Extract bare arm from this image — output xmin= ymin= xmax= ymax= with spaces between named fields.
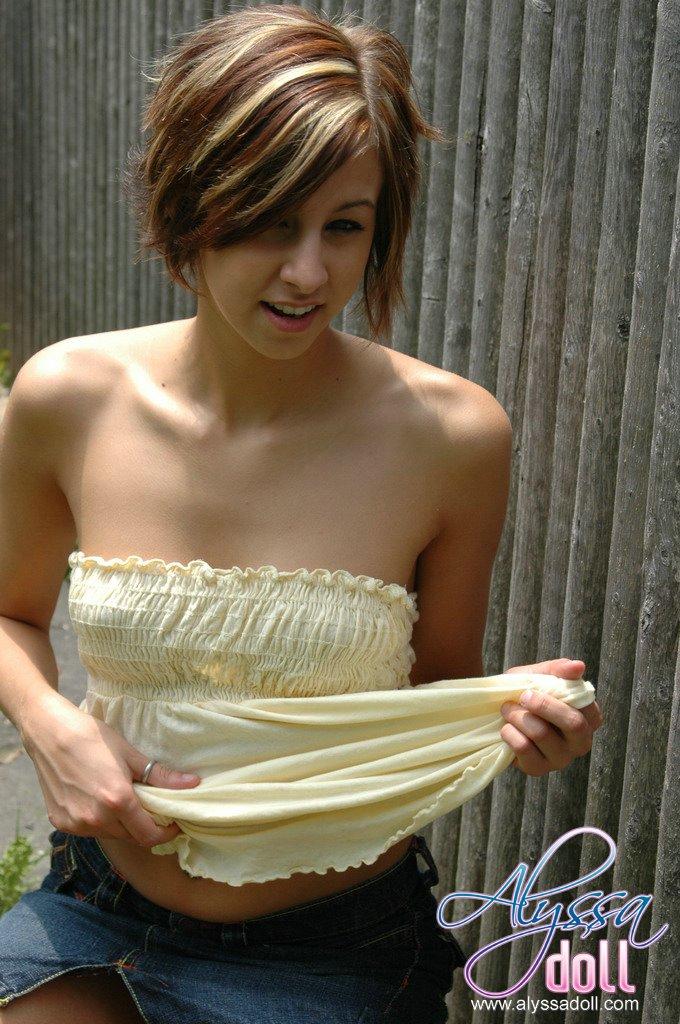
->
xmin=409 ymin=378 xmax=512 ymax=685
xmin=0 ymin=616 xmax=70 ymax=748
xmin=0 ymin=343 xmax=80 ymax=742
xmin=0 ymin=341 xmax=199 ymax=846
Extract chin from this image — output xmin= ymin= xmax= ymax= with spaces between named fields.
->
xmin=253 ymin=325 xmax=330 ymax=358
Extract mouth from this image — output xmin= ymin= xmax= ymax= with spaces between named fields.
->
xmin=260 ymin=301 xmax=323 ymax=332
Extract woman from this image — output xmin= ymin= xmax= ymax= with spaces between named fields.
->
xmin=0 ymin=5 xmax=601 ymax=1022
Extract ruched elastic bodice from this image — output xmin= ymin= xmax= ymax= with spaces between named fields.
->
xmin=66 ymin=551 xmax=596 ymax=886
xmin=67 ymin=551 xmax=420 ymax=702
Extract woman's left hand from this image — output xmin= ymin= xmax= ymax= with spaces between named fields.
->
xmin=500 ymin=658 xmax=603 ymax=776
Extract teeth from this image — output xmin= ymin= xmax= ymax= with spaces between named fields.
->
xmin=269 ymin=303 xmax=316 ymax=316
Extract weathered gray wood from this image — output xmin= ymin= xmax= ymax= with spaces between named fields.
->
xmin=416 ymin=0 xmax=465 ymax=368
xmin=363 ymin=0 xmax=391 ymax=27
xmin=385 ymin=0 xmax=439 ymax=356
xmin=484 ymin=0 xmax=556 ymax=768
xmin=82 ymin=0 xmax=96 ymax=333
xmin=104 ymin=0 xmax=121 ymax=333
xmin=641 ymin=639 xmax=680 ymax=1024
xmin=566 ymin=7 xmax=680 ymax=1024
xmin=30 ymin=0 xmax=43 ymax=353
xmin=53 ymin=1 xmax=68 ymax=340
xmin=21 ymin=2 xmax=35 ymax=362
xmin=66 ymin=0 xmax=84 ymax=339
xmin=473 ymin=1 xmax=589 ymax=1016
xmin=126 ymin=0 xmax=144 ymax=329
xmin=0 ymin=2 xmax=16 ymax=366
xmin=320 ymin=0 xmax=344 ymax=23
xmin=37 ymin=0 xmax=58 ymax=348
xmin=497 ymin=2 xmax=620 ymax=1021
xmin=441 ymin=0 xmax=492 ymax=375
xmin=524 ymin=0 xmax=660 ymax=1019
xmin=388 ymin=0 xmax=413 ymax=59
xmin=592 ymin=17 xmax=680 ymax=1022
xmin=139 ymin=0 xmax=157 ymax=325
xmin=466 ymin=0 xmax=523 ymax=392
xmin=11 ymin=0 xmax=23 ymax=369
xmin=97 ymin=0 xmax=108 ymax=331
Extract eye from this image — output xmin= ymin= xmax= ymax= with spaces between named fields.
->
xmin=328 ymin=219 xmax=364 ymax=233
xmin=274 ymin=219 xmax=364 ymax=234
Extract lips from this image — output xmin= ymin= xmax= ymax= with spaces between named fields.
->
xmin=263 ymin=301 xmax=320 ymax=312
xmin=262 ymin=302 xmax=316 ymax=315
xmin=259 ymin=301 xmax=323 ymax=332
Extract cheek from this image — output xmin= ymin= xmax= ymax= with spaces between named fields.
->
xmin=205 ymin=261 xmax=259 ymax=310
xmin=330 ymin=245 xmax=370 ymax=284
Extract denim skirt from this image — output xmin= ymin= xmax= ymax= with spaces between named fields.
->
xmin=0 ymin=829 xmax=467 ymax=1023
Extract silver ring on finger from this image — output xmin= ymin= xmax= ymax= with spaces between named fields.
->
xmin=141 ymin=759 xmax=156 ymax=785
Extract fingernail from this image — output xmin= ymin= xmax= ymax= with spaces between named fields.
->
xmin=519 ymin=690 xmax=532 ymax=706
xmin=500 ymin=702 xmax=512 ymax=716
xmin=178 ymin=773 xmax=198 ymax=781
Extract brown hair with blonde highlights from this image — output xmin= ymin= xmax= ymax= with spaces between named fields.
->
xmin=123 ymin=3 xmax=448 ymax=344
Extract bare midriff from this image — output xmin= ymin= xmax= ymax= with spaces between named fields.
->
xmin=96 ymin=833 xmax=415 ymax=923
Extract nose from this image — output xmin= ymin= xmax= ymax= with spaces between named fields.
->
xmin=279 ymin=234 xmax=329 ymax=295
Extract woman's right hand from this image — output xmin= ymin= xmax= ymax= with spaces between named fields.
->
xmin=23 ymin=698 xmax=200 ymax=847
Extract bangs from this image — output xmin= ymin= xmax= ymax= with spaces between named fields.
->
xmin=197 ymin=112 xmax=379 ymax=247
xmin=123 ymin=3 xmax=447 ymax=342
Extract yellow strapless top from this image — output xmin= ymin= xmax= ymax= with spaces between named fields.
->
xmin=66 ymin=550 xmax=420 ymax=701
xmin=66 ymin=551 xmax=596 ymax=886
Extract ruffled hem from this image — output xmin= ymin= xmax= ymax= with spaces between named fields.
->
xmin=68 ymin=549 xmax=418 ymax=616
xmin=145 ymin=742 xmax=512 ymax=885
xmin=100 ymin=672 xmax=594 ymax=885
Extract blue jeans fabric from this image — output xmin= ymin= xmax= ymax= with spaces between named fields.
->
xmin=0 ymin=829 xmax=466 ymax=1023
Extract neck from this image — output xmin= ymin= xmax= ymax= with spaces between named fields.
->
xmin=168 ymin=307 xmax=350 ymax=431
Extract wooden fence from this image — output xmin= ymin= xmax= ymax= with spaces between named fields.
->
xmin=1 ymin=2 xmax=678 ymax=1022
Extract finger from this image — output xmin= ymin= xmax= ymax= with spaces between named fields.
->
xmin=64 ymin=813 xmax=144 ymax=845
xmin=132 ymin=758 xmax=200 ymax=788
xmin=516 ymin=691 xmax=594 ymax=754
xmin=579 ymin=700 xmax=603 ymax=729
xmin=501 ymin=709 xmax=572 ymax=768
xmin=102 ymin=820 xmax=147 ymax=845
xmin=118 ymin=774 xmax=183 ymax=847
xmin=123 ymin=801 xmax=180 ymax=848
xmin=500 ymin=721 xmax=551 ymax=776
xmin=151 ymin=761 xmax=201 ymax=787
xmin=506 ymin=658 xmax=586 ymax=678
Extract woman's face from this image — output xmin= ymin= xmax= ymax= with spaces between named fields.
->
xmin=196 ymin=148 xmax=383 ymax=361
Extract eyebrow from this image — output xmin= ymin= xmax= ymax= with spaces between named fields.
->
xmin=333 ymin=199 xmax=376 ymax=213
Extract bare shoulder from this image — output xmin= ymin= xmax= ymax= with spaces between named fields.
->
xmin=6 ymin=331 xmax=135 ymax=491
xmin=380 ymin=345 xmax=511 ymax=465
xmin=384 ymin=355 xmax=512 ymax=683
xmin=11 ymin=332 xmax=123 ymax=408
xmin=431 ymin=368 xmax=512 ymax=472
xmin=0 ymin=334 xmax=125 ymax=628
